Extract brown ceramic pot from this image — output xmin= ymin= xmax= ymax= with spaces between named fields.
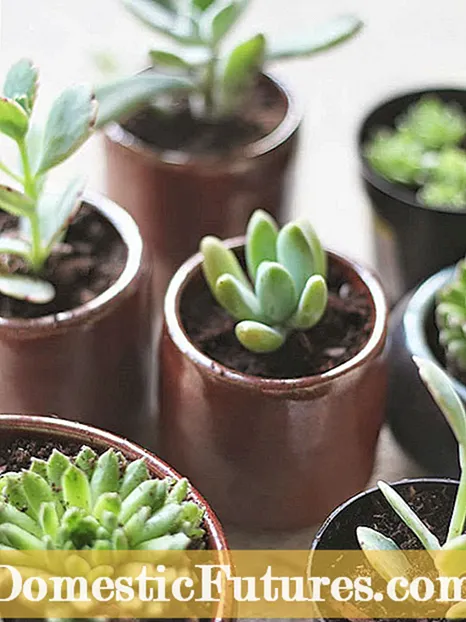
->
xmin=158 ymin=239 xmax=388 ymax=530
xmin=103 ymin=73 xmax=300 ymax=304
xmin=0 ymin=193 xmax=154 ymax=446
xmin=0 ymin=414 xmax=232 ymax=622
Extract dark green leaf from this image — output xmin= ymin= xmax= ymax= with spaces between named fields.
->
xmin=192 ymin=0 xmax=217 ymax=11
xmin=0 ymin=98 xmax=29 ymax=142
xmin=4 ymin=59 xmax=39 ymax=115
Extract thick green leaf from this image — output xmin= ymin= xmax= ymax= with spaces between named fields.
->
xmin=4 ymin=59 xmax=39 ymax=115
xmin=120 ymin=459 xmax=149 ymax=500
xmin=90 ymin=450 xmax=120 ymax=504
xmin=167 ymin=478 xmax=188 ymax=504
xmin=200 ymin=235 xmax=250 ymax=292
xmin=62 ymin=465 xmax=92 ymax=512
xmin=220 ymin=33 xmax=266 ymax=116
xmin=0 ymin=98 xmax=29 ymax=142
xmin=0 ymin=523 xmax=44 ymax=550
xmin=21 ymin=471 xmax=54 ymax=520
xmin=74 ymin=446 xmax=98 ymax=479
xmin=215 ymin=274 xmax=262 ymax=321
xmin=290 ymin=275 xmax=328 ymax=329
xmin=47 ymin=450 xmax=71 ymax=506
xmin=38 ymin=84 xmax=97 ymax=174
xmin=149 ymin=50 xmax=192 ymax=71
xmin=123 ymin=0 xmax=200 ymax=43
xmin=235 ymin=320 xmax=285 ymax=353
xmin=267 ymin=14 xmax=363 ymax=61
xmin=0 ymin=185 xmax=34 ymax=218
xmin=93 ymin=492 xmax=121 ymax=522
xmin=39 ymin=502 xmax=59 ymax=541
xmin=38 ymin=177 xmax=84 ymax=250
xmin=276 ymin=222 xmax=314 ymax=295
xmin=356 ymin=527 xmax=413 ymax=586
xmin=0 ymin=236 xmax=30 ymax=258
xmin=245 ymin=209 xmax=278 ymax=281
xmin=255 ymin=261 xmax=296 ymax=323
xmin=0 ymin=502 xmax=41 ymax=538
xmin=0 ymin=274 xmax=55 ymax=304
xmin=119 ymin=480 xmax=161 ymax=523
xmin=295 ymin=219 xmax=327 ymax=278
xmin=94 ymin=73 xmax=192 ymax=127
xmin=201 ymin=0 xmax=248 ymax=46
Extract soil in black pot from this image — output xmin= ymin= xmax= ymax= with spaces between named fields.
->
xmin=123 ymin=76 xmax=286 ymax=157
xmin=0 ymin=203 xmax=127 ymax=319
xmin=182 ymin=260 xmax=374 ymax=379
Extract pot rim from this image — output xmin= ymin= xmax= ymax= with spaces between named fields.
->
xmin=0 ymin=413 xmax=231 ymax=622
xmin=0 ymin=191 xmax=144 ymax=337
xmin=357 ymin=86 xmax=466 ymax=216
xmin=164 ymin=236 xmax=388 ymax=390
xmin=103 ymin=71 xmax=301 ymax=168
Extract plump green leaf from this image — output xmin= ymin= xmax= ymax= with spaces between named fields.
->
xmin=357 ymin=527 xmax=413 ymax=586
xmin=4 ymin=59 xmax=39 ymax=115
xmin=192 ymin=0 xmax=216 ymax=11
xmin=215 ymin=274 xmax=262 ymax=321
xmin=124 ymin=506 xmax=151 ymax=545
xmin=276 ymin=222 xmax=314 ymax=295
xmin=0 ymin=185 xmax=34 ymax=218
xmin=0 ymin=274 xmax=55 ymax=304
xmin=133 ymin=504 xmax=183 ymax=545
xmin=38 ymin=84 xmax=97 ymax=174
xmin=0 ymin=98 xmax=29 ymax=142
xmin=94 ymin=73 xmax=192 ymax=128
xmin=62 ymin=465 xmax=92 ymax=512
xmin=149 ymin=50 xmax=192 ymax=71
xmin=255 ymin=261 xmax=296 ymax=323
xmin=167 ymin=479 xmax=188 ymax=504
xmin=90 ymin=450 xmax=120 ymax=504
xmin=290 ymin=275 xmax=328 ymax=329
xmin=119 ymin=480 xmax=161 ymax=524
xmin=2 ymin=476 xmax=30 ymax=515
xmin=245 ymin=209 xmax=278 ymax=281
xmin=201 ymin=235 xmax=250 ymax=292
xmin=0 ymin=523 xmax=44 ymax=550
xmin=0 ymin=236 xmax=30 ymax=258
xmin=201 ymin=0 xmax=248 ymax=46
xmin=296 ymin=219 xmax=327 ymax=278
xmin=0 ymin=502 xmax=41 ymax=537
xmin=120 ymin=459 xmax=149 ymax=500
xmin=74 ymin=446 xmax=98 ymax=479
xmin=235 ymin=320 xmax=285 ymax=353
xmin=47 ymin=450 xmax=71 ymax=506
xmin=39 ymin=502 xmax=59 ymax=541
xmin=21 ymin=471 xmax=54 ymax=520
xmin=93 ymin=492 xmax=121 ymax=522
xmin=267 ymin=14 xmax=362 ymax=60
xmin=38 ymin=177 xmax=84 ymax=251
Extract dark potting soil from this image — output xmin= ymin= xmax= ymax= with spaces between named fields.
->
xmin=0 ymin=436 xmax=84 ymax=474
xmin=123 ymin=76 xmax=286 ymax=156
xmin=0 ymin=203 xmax=127 ymax=319
xmin=182 ymin=262 xmax=374 ymax=379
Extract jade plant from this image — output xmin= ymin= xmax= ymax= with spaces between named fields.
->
xmin=95 ymin=1 xmax=362 ymax=126
xmin=0 ymin=445 xmax=204 ymax=551
xmin=0 ymin=58 xmax=96 ymax=304
xmin=365 ymin=96 xmax=466 ymax=209
xmin=436 ymin=258 xmax=466 ymax=375
xmin=200 ymin=209 xmax=328 ymax=353
xmin=356 ymin=358 xmax=466 ymax=617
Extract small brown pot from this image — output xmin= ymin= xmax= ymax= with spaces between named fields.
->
xmin=0 ymin=414 xmax=231 ymax=622
xmin=0 ymin=193 xmax=154 ymax=446
xmin=103 ymin=73 xmax=300 ymax=304
xmin=158 ymin=239 xmax=388 ymax=530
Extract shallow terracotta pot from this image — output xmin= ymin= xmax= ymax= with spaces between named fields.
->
xmin=358 ymin=88 xmax=466 ymax=306
xmin=104 ymin=73 xmax=300 ymax=304
xmin=0 ymin=414 xmax=231 ymax=622
xmin=388 ymin=266 xmax=464 ymax=476
xmin=158 ymin=239 xmax=388 ymax=530
xmin=0 ymin=193 xmax=154 ymax=446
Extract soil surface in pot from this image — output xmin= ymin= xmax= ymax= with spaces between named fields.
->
xmin=0 ymin=203 xmax=127 ymax=319
xmin=0 ymin=437 xmax=84 ymax=473
xmin=123 ymin=76 xmax=286 ymax=156
xmin=182 ymin=261 xmax=374 ymax=379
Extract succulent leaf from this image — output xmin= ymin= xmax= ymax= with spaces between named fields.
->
xmin=0 ymin=274 xmax=55 ymax=304
xmin=201 ymin=235 xmax=249 ymax=292
xmin=276 ymin=222 xmax=315 ymax=295
xmin=4 ymin=59 xmax=39 ymax=115
xmin=201 ymin=0 xmax=249 ymax=46
xmin=235 ymin=320 xmax=285 ymax=353
xmin=245 ymin=208 xmax=278 ymax=281
xmin=0 ymin=185 xmax=34 ymax=218
xmin=215 ymin=274 xmax=262 ymax=321
xmin=356 ymin=527 xmax=414 ymax=586
xmin=0 ymin=97 xmax=29 ymax=142
xmin=290 ymin=275 xmax=328 ymax=330
xmin=38 ymin=177 xmax=84 ymax=251
xmin=255 ymin=261 xmax=296 ymax=323
xmin=63 ymin=465 xmax=92 ymax=512
xmin=21 ymin=472 xmax=54 ymax=520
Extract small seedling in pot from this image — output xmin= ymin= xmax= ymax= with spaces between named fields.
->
xmin=0 ymin=59 xmax=97 ymax=304
xmin=200 ymin=209 xmax=328 ymax=353
xmin=356 ymin=358 xmax=466 ymax=618
xmin=95 ymin=0 xmax=362 ymax=126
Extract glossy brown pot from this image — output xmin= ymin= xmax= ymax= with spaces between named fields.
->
xmin=0 ymin=193 xmax=154 ymax=446
xmin=158 ymin=239 xmax=388 ymax=530
xmin=0 ymin=414 xmax=232 ymax=622
xmin=104 ymin=73 xmax=300 ymax=305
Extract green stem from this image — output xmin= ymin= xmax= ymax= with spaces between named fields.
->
xmin=447 ymin=445 xmax=466 ymax=542
xmin=0 ymin=160 xmax=24 ymax=185
xmin=17 ymin=139 xmax=43 ymax=273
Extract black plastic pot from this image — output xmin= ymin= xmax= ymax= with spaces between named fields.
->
xmin=388 ymin=266 xmax=466 ymax=476
xmin=358 ymin=88 xmax=466 ymax=306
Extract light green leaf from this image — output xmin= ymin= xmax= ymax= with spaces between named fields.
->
xmin=38 ymin=177 xmax=84 ymax=251
xmin=119 ymin=480 xmax=161 ymax=524
xmin=62 ymin=465 xmax=92 ymax=512
xmin=356 ymin=526 xmax=413 ymax=587
xmin=90 ymin=450 xmax=120 ymax=504
xmin=235 ymin=320 xmax=285 ymax=353
xmin=215 ymin=274 xmax=262 ymax=321
xmin=74 ymin=446 xmax=98 ymax=479
xmin=123 ymin=0 xmax=200 ymax=43
xmin=134 ymin=504 xmax=183 ymax=545
xmin=39 ymin=502 xmax=59 ymax=541
xmin=149 ymin=50 xmax=192 ymax=71
xmin=295 ymin=219 xmax=327 ymax=278
xmin=290 ymin=275 xmax=328 ymax=329
xmin=201 ymin=235 xmax=250 ymax=292
xmin=21 ymin=471 xmax=54 ymax=520
xmin=0 ymin=523 xmax=44 ymax=550
xmin=38 ymin=84 xmax=97 ymax=174
xmin=192 ymin=0 xmax=216 ymax=11
xmin=245 ymin=209 xmax=278 ymax=281
xmin=47 ymin=450 xmax=72 ymax=507
xmin=120 ymin=459 xmax=149 ymax=500
xmin=201 ymin=0 xmax=249 ymax=46
xmin=255 ymin=261 xmax=296 ymax=323
xmin=4 ymin=59 xmax=39 ymax=115
xmin=93 ymin=492 xmax=121 ymax=522
xmin=0 ymin=97 xmax=29 ymax=142
xmin=276 ymin=222 xmax=314 ymax=295
xmin=0 ymin=185 xmax=34 ymax=218
xmin=267 ymin=14 xmax=363 ymax=61
xmin=94 ymin=73 xmax=192 ymax=128
xmin=0 ymin=274 xmax=55 ymax=304
xmin=0 ymin=236 xmax=30 ymax=258
xmin=0 ymin=502 xmax=41 ymax=537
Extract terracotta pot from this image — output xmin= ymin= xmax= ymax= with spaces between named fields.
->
xmin=0 ymin=193 xmax=154 ymax=447
xmin=158 ymin=239 xmax=388 ymax=530
xmin=0 ymin=414 xmax=231 ymax=622
xmin=387 ymin=266 xmax=464 ymax=476
xmin=358 ymin=88 xmax=466 ymax=306
xmin=103 ymin=73 xmax=300 ymax=305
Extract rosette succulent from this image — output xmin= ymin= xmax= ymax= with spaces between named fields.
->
xmin=200 ymin=209 xmax=328 ymax=353
xmin=0 ymin=446 xmax=204 ymax=551
xmin=436 ymin=258 xmax=466 ymax=375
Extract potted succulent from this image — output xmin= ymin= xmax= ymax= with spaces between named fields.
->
xmin=358 ymin=88 xmax=466 ymax=305
xmin=310 ymin=358 xmax=466 ymax=620
xmin=0 ymin=413 xmax=231 ymax=621
xmin=0 ymin=59 xmax=153 ymax=444
xmin=159 ymin=209 xmax=388 ymax=530
xmin=96 ymin=0 xmax=362 ymax=301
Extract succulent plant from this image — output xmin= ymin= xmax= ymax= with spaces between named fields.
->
xmin=365 ymin=130 xmax=424 ymax=185
xmin=95 ymin=1 xmax=362 ymax=126
xmin=418 ymin=180 xmax=466 ymax=209
xmin=200 ymin=209 xmax=328 ymax=354
xmin=0 ymin=445 xmax=204 ymax=551
xmin=436 ymin=259 xmax=466 ymax=372
xmin=0 ymin=59 xmax=97 ymax=304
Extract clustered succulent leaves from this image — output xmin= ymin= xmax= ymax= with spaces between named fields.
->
xmin=436 ymin=259 xmax=466 ymax=374
xmin=356 ymin=358 xmax=466 ymax=618
xmin=365 ymin=96 xmax=466 ymax=209
xmin=95 ymin=0 xmax=362 ymax=126
xmin=200 ymin=209 xmax=328 ymax=354
xmin=0 ymin=445 xmax=204 ymax=552
xmin=0 ymin=59 xmax=96 ymax=304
